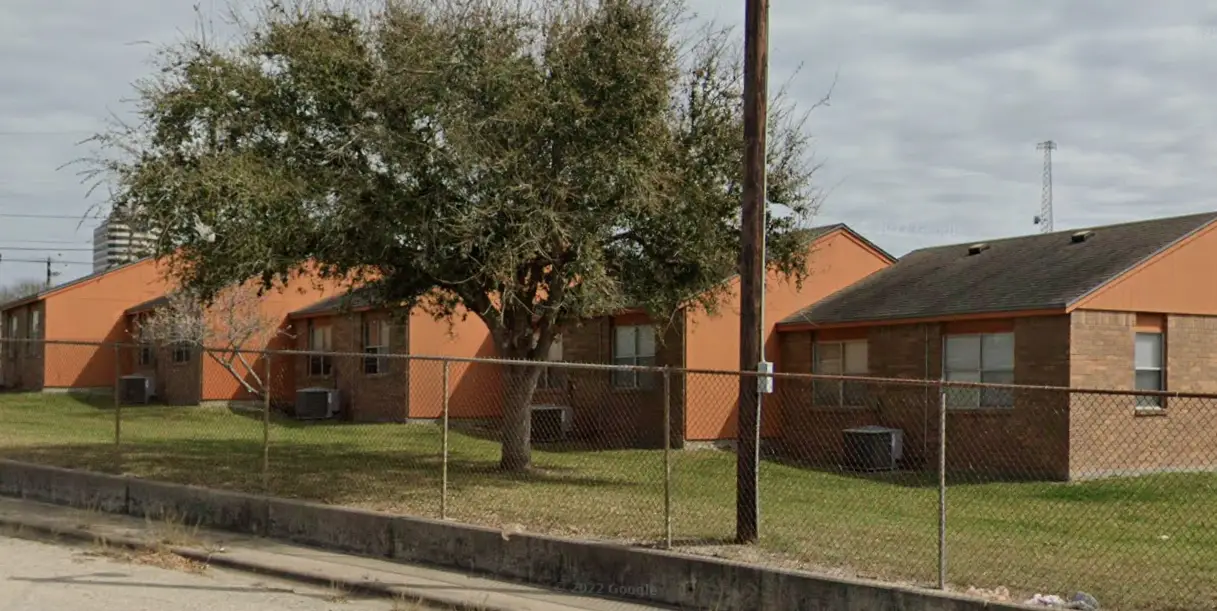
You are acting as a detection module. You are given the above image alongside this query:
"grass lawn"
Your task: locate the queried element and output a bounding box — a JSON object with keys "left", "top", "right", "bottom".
{"left": 1, "top": 393, "right": 1215, "bottom": 610}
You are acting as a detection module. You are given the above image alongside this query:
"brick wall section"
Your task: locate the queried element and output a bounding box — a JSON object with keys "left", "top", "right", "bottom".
{"left": 293, "top": 312, "right": 410, "bottom": 422}
{"left": 992, "top": 315, "right": 1070, "bottom": 478}
{"left": 343, "top": 311, "right": 409, "bottom": 422}
{"left": 1164, "top": 315, "right": 1217, "bottom": 393}
{"left": 159, "top": 345, "right": 203, "bottom": 406}
{"left": 776, "top": 316, "right": 1072, "bottom": 479}
{"left": 114, "top": 317, "right": 200, "bottom": 406}
{"left": 775, "top": 329, "right": 879, "bottom": 463}
{"left": 560, "top": 315, "right": 686, "bottom": 448}
{"left": 1069, "top": 310, "right": 1217, "bottom": 478}
{"left": 122, "top": 343, "right": 159, "bottom": 400}
{"left": 868, "top": 323, "right": 941, "bottom": 468}
{"left": 1, "top": 302, "right": 45, "bottom": 391}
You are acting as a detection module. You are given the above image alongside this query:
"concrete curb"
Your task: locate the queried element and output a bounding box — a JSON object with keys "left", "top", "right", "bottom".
{"left": 0, "top": 515, "right": 501, "bottom": 611}
{"left": 0, "top": 459, "right": 1039, "bottom": 611}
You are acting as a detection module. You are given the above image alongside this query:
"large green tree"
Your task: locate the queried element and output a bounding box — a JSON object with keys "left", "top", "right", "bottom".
{"left": 88, "top": 0, "right": 823, "bottom": 471}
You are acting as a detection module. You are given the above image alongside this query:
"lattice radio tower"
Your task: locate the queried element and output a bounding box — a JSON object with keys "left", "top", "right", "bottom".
{"left": 1033, "top": 140, "right": 1056, "bottom": 233}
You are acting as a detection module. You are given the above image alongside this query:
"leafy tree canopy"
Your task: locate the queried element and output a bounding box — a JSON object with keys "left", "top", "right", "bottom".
{"left": 87, "top": 0, "right": 825, "bottom": 469}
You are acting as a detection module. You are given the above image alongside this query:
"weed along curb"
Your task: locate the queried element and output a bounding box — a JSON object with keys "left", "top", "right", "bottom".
{"left": 0, "top": 459, "right": 1039, "bottom": 611}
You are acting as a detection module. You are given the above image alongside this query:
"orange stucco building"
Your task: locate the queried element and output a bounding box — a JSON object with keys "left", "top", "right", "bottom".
{"left": 0, "top": 257, "right": 345, "bottom": 404}
{"left": 120, "top": 272, "right": 346, "bottom": 406}
{"left": 1, "top": 258, "right": 168, "bottom": 392}
{"left": 283, "top": 224, "right": 895, "bottom": 447}
{"left": 774, "top": 211, "right": 1217, "bottom": 480}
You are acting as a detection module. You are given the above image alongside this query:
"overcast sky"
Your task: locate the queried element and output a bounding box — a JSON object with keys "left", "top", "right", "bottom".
{"left": 2, "top": 1, "right": 1217, "bottom": 283}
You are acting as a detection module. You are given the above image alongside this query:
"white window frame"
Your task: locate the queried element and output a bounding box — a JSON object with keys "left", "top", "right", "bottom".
{"left": 171, "top": 342, "right": 192, "bottom": 364}
{"left": 139, "top": 345, "right": 156, "bottom": 367}
{"left": 362, "top": 317, "right": 391, "bottom": 375}
{"left": 1134, "top": 331, "right": 1164, "bottom": 409}
{"left": 135, "top": 313, "right": 156, "bottom": 366}
{"left": 812, "top": 340, "right": 869, "bottom": 407}
{"left": 307, "top": 320, "right": 333, "bottom": 377}
{"left": 6, "top": 314, "right": 17, "bottom": 359}
{"left": 612, "top": 324, "right": 657, "bottom": 389}
{"left": 138, "top": 339, "right": 156, "bottom": 366}
{"left": 943, "top": 332, "right": 1015, "bottom": 409}
{"left": 536, "top": 333, "right": 564, "bottom": 390}
{"left": 26, "top": 309, "right": 39, "bottom": 356}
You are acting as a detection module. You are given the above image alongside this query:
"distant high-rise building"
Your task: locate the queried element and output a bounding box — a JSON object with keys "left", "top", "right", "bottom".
{"left": 92, "top": 215, "right": 158, "bottom": 273}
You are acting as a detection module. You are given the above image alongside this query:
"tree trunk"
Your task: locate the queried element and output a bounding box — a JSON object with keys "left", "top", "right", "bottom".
{"left": 499, "top": 360, "right": 544, "bottom": 472}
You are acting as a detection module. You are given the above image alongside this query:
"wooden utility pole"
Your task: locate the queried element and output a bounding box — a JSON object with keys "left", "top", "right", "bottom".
{"left": 736, "top": 0, "right": 768, "bottom": 545}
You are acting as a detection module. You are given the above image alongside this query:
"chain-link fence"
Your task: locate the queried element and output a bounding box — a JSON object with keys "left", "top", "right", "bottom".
{"left": 2, "top": 338, "right": 1216, "bottom": 609}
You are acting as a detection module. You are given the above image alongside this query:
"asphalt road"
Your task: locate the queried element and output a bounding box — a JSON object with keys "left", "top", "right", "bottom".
{"left": 0, "top": 535, "right": 430, "bottom": 611}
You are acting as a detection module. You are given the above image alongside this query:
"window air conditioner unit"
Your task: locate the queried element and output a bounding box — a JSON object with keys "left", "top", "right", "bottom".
{"left": 530, "top": 404, "right": 572, "bottom": 443}
{"left": 842, "top": 426, "right": 904, "bottom": 471}
{"left": 295, "top": 388, "right": 340, "bottom": 420}
{"left": 119, "top": 375, "right": 155, "bottom": 405}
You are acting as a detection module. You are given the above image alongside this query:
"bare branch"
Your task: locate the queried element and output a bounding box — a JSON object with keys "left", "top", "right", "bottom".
{"left": 136, "top": 282, "right": 282, "bottom": 398}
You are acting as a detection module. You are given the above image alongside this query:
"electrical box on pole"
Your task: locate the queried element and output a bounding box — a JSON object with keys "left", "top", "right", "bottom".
{"left": 757, "top": 361, "right": 774, "bottom": 394}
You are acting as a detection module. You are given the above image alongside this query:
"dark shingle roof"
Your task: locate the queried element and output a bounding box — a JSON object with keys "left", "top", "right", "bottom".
{"left": 779, "top": 211, "right": 1217, "bottom": 326}
{"left": 125, "top": 295, "right": 170, "bottom": 315}
{"left": 289, "top": 288, "right": 383, "bottom": 318}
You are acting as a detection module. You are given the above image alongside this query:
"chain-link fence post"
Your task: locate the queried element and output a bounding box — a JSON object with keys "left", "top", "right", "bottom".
{"left": 112, "top": 343, "right": 123, "bottom": 473}
{"left": 937, "top": 384, "right": 948, "bottom": 590}
{"left": 440, "top": 359, "right": 450, "bottom": 520}
{"left": 663, "top": 366, "right": 673, "bottom": 549}
{"left": 112, "top": 343, "right": 122, "bottom": 440}
{"left": 262, "top": 351, "right": 272, "bottom": 494}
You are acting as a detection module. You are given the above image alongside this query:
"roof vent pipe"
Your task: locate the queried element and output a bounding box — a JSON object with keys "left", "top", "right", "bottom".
{"left": 1071, "top": 230, "right": 1095, "bottom": 243}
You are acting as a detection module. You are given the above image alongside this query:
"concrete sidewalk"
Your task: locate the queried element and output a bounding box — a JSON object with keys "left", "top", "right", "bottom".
{"left": 0, "top": 496, "right": 677, "bottom": 611}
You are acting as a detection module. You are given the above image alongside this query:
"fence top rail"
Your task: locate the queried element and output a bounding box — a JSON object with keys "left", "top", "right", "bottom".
{"left": 12, "top": 337, "right": 1217, "bottom": 399}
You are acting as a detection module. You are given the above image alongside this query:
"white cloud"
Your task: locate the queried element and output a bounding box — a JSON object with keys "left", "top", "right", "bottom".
{"left": 3, "top": 0, "right": 1217, "bottom": 281}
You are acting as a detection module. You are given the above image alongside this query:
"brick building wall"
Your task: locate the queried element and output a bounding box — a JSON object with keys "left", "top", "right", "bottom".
{"left": 1, "top": 302, "right": 46, "bottom": 391}
{"left": 559, "top": 314, "right": 686, "bottom": 449}
{"left": 293, "top": 311, "right": 410, "bottom": 422}
{"left": 116, "top": 315, "right": 201, "bottom": 406}
{"left": 159, "top": 345, "right": 203, "bottom": 405}
{"left": 776, "top": 315, "right": 1072, "bottom": 479}
{"left": 775, "top": 329, "right": 882, "bottom": 464}
{"left": 1069, "top": 310, "right": 1217, "bottom": 478}
{"left": 868, "top": 322, "right": 941, "bottom": 468}
{"left": 286, "top": 307, "right": 684, "bottom": 439}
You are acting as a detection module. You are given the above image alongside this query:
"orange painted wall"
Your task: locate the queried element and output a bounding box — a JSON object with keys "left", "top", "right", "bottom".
{"left": 407, "top": 306, "right": 499, "bottom": 419}
{"left": 42, "top": 260, "right": 170, "bottom": 388}
{"left": 199, "top": 276, "right": 346, "bottom": 402}
{"left": 683, "top": 229, "right": 893, "bottom": 441}
{"left": 1074, "top": 220, "right": 1217, "bottom": 315}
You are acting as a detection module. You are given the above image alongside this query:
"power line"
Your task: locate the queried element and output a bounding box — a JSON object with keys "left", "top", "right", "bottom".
{"left": 0, "top": 247, "right": 93, "bottom": 252}
{"left": 0, "top": 257, "right": 91, "bottom": 265}
{"left": 0, "top": 130, "right": 97, "bottom": 136}
{"left": 0, "top": 213, "right": 102, "bottom": 220}
{"left": 0, "top": 239, "right": 91, "bottom": 245}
